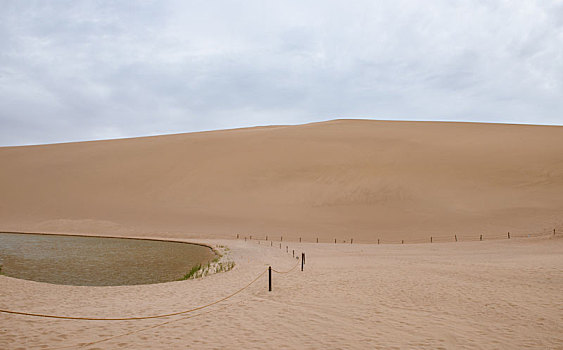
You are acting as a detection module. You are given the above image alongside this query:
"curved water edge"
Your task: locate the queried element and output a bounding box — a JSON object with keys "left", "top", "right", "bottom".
{"left": 0, "top": 232, "right": 219, "bottom": 286}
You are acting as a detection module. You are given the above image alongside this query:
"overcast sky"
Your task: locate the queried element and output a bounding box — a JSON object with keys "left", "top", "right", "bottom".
{"left": 1, "top": 1, "right": 562, "bottom": 146}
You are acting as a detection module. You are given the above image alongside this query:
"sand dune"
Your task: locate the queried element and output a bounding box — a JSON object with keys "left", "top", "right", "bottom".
{"left": 1, "top": 120, "right": 562, "bottom": 349}
{"left": 1, "top": 119, "right": 562, "bottom": 242}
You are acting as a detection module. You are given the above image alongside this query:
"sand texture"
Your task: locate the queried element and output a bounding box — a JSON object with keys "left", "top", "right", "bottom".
{"left": 1, "top": 237, "right": 562, "bottom": 349}
{"left": 1, "top": 120, "right": 562, "bottom": 242}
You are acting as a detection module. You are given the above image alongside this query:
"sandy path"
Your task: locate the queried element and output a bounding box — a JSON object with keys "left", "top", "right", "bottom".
{"left": 1, "top": 236, "right": 561, "bottom": 349}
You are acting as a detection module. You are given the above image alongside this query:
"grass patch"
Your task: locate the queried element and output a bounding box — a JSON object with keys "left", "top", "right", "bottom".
{"left": 181, "top": 263, "right": 202, "bottom": 280}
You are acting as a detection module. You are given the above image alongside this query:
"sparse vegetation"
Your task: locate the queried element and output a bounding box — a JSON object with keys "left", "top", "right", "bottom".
{"left": 216, "top": 261, "right": 235, "bottom": 273}
{"left": 182, "top": 263, "right": 202, "bottom": 280}
{"left": 180, "top": 245, "right": 235, "bottom": 280}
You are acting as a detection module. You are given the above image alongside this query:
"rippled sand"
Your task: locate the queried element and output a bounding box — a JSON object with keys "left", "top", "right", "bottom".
{"left": 1, "top": 236, "right": 561, "bottom": 349}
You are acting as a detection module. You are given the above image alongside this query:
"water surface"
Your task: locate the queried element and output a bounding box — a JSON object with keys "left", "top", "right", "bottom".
{"left": 0, "top": 232, "right": 214, "bottom": 286}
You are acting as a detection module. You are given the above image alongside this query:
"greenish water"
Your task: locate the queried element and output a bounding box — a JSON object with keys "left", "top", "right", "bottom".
{"left": 0, "top": 232, "right": 215, "bottom": 286}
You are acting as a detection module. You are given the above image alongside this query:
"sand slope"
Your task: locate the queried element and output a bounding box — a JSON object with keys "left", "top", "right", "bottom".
{"left": 1, "top": 120, "right": 562, "bottom": 242}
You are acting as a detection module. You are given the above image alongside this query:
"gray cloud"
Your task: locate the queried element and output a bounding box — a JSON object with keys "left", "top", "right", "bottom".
{"left": 1, "top": 0, "right": 562, "bottom": 146}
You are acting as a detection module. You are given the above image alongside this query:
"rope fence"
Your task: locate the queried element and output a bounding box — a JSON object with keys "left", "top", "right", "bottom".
{"left": 0, "top": 259, "right": 302, "bottom": 321}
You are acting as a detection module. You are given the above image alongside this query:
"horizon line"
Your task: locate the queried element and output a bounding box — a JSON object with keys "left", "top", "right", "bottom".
{"left": 2, "top": 117, "right": 562, "bottom": 148}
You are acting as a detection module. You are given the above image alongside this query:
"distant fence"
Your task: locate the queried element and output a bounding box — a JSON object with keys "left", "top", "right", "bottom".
{"left": 238, "top": 227, "right": 560, "bottom": 245}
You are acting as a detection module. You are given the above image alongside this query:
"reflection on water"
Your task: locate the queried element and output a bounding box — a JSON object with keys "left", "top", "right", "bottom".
{"left": 0, "top": 232, "right": 215, "bottom": 286}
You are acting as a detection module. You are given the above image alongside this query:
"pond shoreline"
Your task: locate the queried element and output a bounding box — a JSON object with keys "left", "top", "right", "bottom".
{"left": 0, "top": 230, "right": 217, "bottom": 252}
{"left": 0, "top": 231, "right": 217, "bottom": 286}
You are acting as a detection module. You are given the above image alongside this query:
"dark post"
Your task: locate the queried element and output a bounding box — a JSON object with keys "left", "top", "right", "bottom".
{"left": 301, "top": 253, "right": 305, "bottom": 271}
{"left": 286, "top": 246, "right": 288, "bottom": 253}
{"left": 378, "top": 239, "right": 380, "bottom": 245}
{"left": 351, "top": 238, "right": 353, "bottom": 244}
{"left": 266, "top": 235, "right": 268, "bottom": 241}
{"left": 455, "top": 234, "right": 457, "bottom": 242}
{"left": 316, "top": 238, "right": 319, "bottom": 243}
{"left": 299, "top": 237, "right": 302, "bottom": 242}
{"left": 480, "top": 234, "right": 483, "bottom": 241}
{"left": 334, "top": 238, "right": 336, "bottom": 244}
{"left": 281, "top": 236, "right": 283, "bottom": 242}
{"left": 250, "top": 235, "right": 252, "bottom": 240}
{"left": 554, "top": 229, "right": 556, "bottom": 236}
{"left": 292, "top": 249, "right": 295, "bottom": 257}
{"left": 268, "top": 266, "right": 272, "bottom": 292}
{"left": 401, "top": 240, "right": 404, "bottom": 244}
{"left": 237, "top": 234, "right": 239, "bottom": 239}
{"left": 271, "top": 241, "right": 273, "bottom": 246}
{"left": 508, "top": 232, "right": 510, "bottom": 239}
{"left": 430, "top": 236, "right": 433, "bottom": 243}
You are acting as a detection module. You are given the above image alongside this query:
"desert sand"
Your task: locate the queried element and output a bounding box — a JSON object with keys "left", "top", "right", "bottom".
{"left": 1, "top": 237, "right": 562, "bottom": 349}
{"left": 1, "top": 120, "right": 562, "bottom": 349}
{"left": 1, "top": 120, "right": 562, "bottom": 242}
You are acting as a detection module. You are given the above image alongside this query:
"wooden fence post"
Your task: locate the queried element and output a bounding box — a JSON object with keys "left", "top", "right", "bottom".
{"left": 351, "top": 238, "right": 353, "bottom": 244}
{"left": 455, "top": 234, "right": 457, "bottom": 242}
{"left": 378, "top": 239, "right": 380, "bottom": 245}
{"left": 480, "top": 234, "right": 483, "bottom": 241}
{"left": 301, "top": 253, "right": 305, "bottom": 271}
{"left": 316, "top": 238, "right": 319, "bottom": 243}
{"left": 237, "top": 234, "right": 239, "bottom": 239}
{"left": 431, "top": 236, "right": 433, "bottom": 243}
{"left": 508, "top": 232, "right": 510, "bottom": 239}
{"left": 268, "top": 266, "right": 272, "bottom": 292}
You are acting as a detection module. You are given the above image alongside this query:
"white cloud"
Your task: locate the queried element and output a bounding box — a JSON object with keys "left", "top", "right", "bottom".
{"left": 1, "top": 0, "right": 562, "bottom": 145}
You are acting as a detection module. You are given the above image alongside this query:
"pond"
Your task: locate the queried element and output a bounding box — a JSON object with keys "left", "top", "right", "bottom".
{"left": 0, "top": 232, "right": 215, "bottom": 286}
